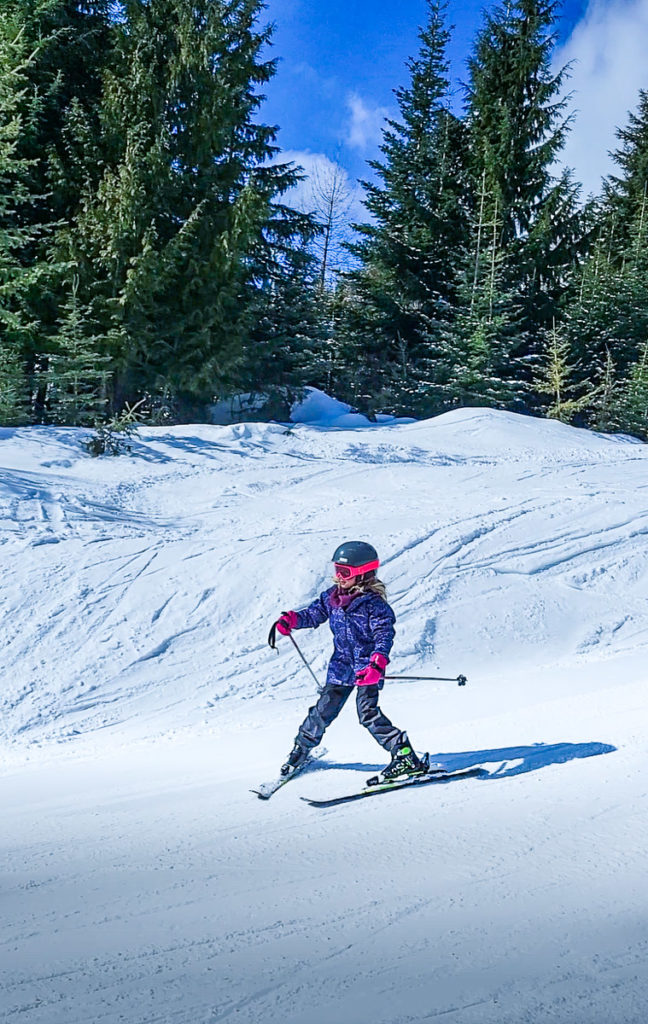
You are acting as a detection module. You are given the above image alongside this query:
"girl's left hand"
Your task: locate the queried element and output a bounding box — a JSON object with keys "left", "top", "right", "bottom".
{"left": 355, "top": 652, "right": 388, "bottom": 686}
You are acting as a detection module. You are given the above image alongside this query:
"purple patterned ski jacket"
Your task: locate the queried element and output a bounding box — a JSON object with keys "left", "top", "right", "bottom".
{"left": 295, "top": 586, "right": 396, "bottom": 687}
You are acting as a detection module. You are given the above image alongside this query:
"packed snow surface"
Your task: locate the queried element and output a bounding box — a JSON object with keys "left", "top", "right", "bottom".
{"left": 1, "top": 405, "right": 648, "bottom": 1023}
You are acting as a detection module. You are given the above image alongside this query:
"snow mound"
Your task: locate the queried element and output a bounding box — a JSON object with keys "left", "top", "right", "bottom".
{"left": 290, "top": 386, "right": 414, "bottom": 427}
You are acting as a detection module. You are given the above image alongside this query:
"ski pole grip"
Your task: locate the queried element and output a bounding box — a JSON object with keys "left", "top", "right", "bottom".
{"left": 268, "top": 622, "right": 278, "bottom": 649}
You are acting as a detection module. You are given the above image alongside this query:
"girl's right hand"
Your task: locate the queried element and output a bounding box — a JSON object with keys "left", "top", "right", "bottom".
{"left": 276, "top": 610, "right": 298, "bottom": 636}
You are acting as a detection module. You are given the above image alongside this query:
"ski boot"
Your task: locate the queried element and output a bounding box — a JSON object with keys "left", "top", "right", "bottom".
{"left": 379, "top": 735, "right": 428, "bottom": 783}
{"left": 280, "top": 742, "right": 309, "bottom": 777}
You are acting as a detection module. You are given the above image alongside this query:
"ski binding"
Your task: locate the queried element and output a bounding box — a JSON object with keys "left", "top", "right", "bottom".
{"left": 251, "top": 747, "right": 328, "bottom": 800}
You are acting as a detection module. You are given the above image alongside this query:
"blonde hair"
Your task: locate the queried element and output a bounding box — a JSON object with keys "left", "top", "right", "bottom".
{"left": 336, "top": 575, "right": 387, "bottom": 601}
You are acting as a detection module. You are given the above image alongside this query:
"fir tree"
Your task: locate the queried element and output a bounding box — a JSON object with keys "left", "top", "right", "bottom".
{"left": 565, "top": 243, "right": 639, "bottom": 381}
{"left": 0, "top": 340, "right": 26, "bottom": 423}
{"left": 445, "top": 170, "right": 525, "bottom": 410}
{"left": 0, "top": 1, "right": 54, "bottom": 422}
{"left": 3, "top": 0, "right": 113, "bottom": 410}
{"left": 621, "top": 341, "right": 648, "bottom": 440}
{"left": 465, "top": 0, "right": 584, "bottom": 359}
{"left": 448, "top": 238, "right": 520, "bottom": 409}
{"left": 70, "top": 0, "right": 314, "bottom": 415}
{"left": 565, "top": 91, "right": 648, "bottom": 435}
{"left": 346, "top": 0, "right": 470, "bottom": 416}
{"left": 560, "top": 213, "right": 648, "bottom": 430}
{"left": 603, "top": 89, "right": 648, "bottom": 258}
{"left": 43, "top": 274, "right": 110, "bottom": 425}
{"left": 589, "top": 348, "right": 621, "bottom": 435}
{"left": 241, "top": 238, "right": 324, "bottom": 414}
{"left": 535, "top": 318, "right": 595, "bottom": 423}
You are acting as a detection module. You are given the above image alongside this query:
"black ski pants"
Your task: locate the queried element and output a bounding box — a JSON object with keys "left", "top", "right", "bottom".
{"left": 296, "top": 684, "right": 402, "bottom": 753}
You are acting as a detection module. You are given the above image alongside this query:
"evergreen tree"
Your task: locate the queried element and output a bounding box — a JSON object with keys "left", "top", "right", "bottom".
{"left": 603, "top": 89, "right": 648, "bottom": 258}
{"left": 563, "top": 238, "right": 648, "bottom": 388}
{"left": 240, "top": 239, "right": 325, "bottom": 414}
{"left": 447, "top": 240, "right": 520, "bottom": 409}
{"left": 0, "top": 1, "right": 52, "bottom": 422}
{"left": 0, "top": 343, "right": 26, "bottom": 423}
{"left": 346, "top": 0, "right": 470, "bottom": 416}
{"left": 1, "top": 7, "right": 28, "bottom": 421}
{"left": 589, "top": 348, "right": 621, "bottom": 434}
{"left": 69, "top": 0, "right": 314, "bottom": 415}
{"left": 2, "top": 0, "right": 113, "bottom": 409}
{"left": 566, "top": 91, "right": 648, "bottom": 436}
{"left": 465, "top": 0, "right": 584, "bottom": 359}
{"left": 0, "top": 0, "right": 113, "bottom": 423}
{"left": 43, "top": 274, "right": 110, "bottom": 425}
{"left": 620, "top": 340, "right": 648, "bottom": 440}
{"left": 535, "top": 318, "right": 595, "bottom": 423}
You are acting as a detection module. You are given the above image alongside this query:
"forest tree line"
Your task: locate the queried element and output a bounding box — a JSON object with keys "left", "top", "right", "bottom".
{"left": 1, "top": 0, "right": 647, "bottom": 437}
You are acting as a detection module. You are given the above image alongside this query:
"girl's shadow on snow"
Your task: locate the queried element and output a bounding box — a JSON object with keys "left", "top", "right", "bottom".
{"left": 318, "top": 741, "right": 616, "bottom": 779}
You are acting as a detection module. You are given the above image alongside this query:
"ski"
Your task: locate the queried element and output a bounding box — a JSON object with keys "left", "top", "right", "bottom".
{"left": 300, "top": 766, "right": 486, "bottom": 807}
{"left": 251, "top": 747, "right": 328, "bottom": 800}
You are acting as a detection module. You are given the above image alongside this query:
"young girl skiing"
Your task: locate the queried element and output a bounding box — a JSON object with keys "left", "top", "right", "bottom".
{"left": 270, "top": 541, "right": 424, "bottom": 780}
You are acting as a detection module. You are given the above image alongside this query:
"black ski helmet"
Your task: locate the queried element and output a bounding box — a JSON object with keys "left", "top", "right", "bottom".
{"left": 332, "top": 540, "right": 380, "bottom": 580}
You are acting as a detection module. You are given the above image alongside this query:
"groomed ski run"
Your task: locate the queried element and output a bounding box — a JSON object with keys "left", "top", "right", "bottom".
{"left": 2, "top": 403, "right": 648, "bottom": 1024}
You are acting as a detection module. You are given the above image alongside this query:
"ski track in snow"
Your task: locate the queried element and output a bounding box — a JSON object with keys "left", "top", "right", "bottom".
{"left": 2, "top": 412, "right": 648, "bottom": 744}
{"left": 1, "top": 408, "right": 648, "bottom": 1023}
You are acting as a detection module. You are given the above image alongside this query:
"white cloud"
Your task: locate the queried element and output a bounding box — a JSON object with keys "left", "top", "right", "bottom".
{"left": 554, "top": 0, "right": 648, "bottom": 198}
{"left": 345, "top": 92, "right": 390, "bottom": 153}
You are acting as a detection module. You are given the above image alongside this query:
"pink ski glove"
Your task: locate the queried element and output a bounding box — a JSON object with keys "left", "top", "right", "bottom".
{"left": 276, "top": 610, "right": 298, "bottom": 636}
{"left": 355, "top": 652, "right": 388, "bottom": 686}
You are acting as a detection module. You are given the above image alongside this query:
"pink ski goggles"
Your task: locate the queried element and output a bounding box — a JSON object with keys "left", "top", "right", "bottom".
{"left": 333, "top": 559, "right": 380, "bottom": 580}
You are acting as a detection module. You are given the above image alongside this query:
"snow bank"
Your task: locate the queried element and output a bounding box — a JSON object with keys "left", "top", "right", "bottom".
{"left": 290, "top": 385, "right": 415, "bottom": 427}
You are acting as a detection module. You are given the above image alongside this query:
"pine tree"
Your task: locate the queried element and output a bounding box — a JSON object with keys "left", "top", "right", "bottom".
{"left": 43, "top": 274, "right": 110, "bottom": 425}
{"left": 589, "top": 348, "right": 621, "bottom": 434}
{"left": 6, "top": 0, "right": 111, "bottom": 360}
{"left": 448, "top": 240, "right": 520, "bottom": 409}
{"left": 620, "top": 341, "right": 648, "bottom": 440}
{"left": 535, "top": 318, "right": 595, "bottom": 423}
{"left": 603, "top": 89, "right": 648, "bottom": 258}
{"left": 345, "top": 0, "right": 470, "bottom": 416}
{"left": 445, "top": 170, "right": 525, "bottom": 409}
{"left": 240, "top": 239, "right": 324, "bottom": 414}
{"left": 69, "top": 0, "right": 314, "bottom": 416}
{"left": 0, "top": 1, "right": 51, "bottom": 423}
{"left": 465, "top": 0, "right": 584, "bottom": 365}
{"left": 563, "top": 239, "right": 646, "bottom": 386}
{"left": 0, "top": 339, "right": 26, "bottom": 424}
{"left": 566, "top": 91, "right": 648, "bottom": 436}
{"left": 0, "top": 2, "right": 111, "bottom": 419}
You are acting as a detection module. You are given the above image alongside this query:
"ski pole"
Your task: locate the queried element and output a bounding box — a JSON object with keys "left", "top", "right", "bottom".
{"left": 385, "top": 674, "right": 467, "bottom": 686}
{"left": 268, "top": 621, "right": 324, "bottom": 693}
{"left": 287, "top": 633, "right": 324, "bottom": 691}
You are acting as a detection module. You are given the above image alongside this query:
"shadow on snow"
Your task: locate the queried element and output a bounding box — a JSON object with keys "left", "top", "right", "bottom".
{"left": 318, "top": 741, "right": 617, "bottom": 779}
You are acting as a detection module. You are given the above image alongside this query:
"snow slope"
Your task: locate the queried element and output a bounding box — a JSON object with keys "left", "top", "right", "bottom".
{"left": 1, "top": 407, "right": 648, "bottom": 1023}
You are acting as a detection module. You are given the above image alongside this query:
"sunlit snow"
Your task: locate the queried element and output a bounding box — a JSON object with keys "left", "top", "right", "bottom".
{"left": 1, "top": 399, "right": 647, "bottom": 1023}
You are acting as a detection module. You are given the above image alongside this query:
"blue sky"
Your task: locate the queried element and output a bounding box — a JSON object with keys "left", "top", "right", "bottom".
{"left": 262, "top": 1, "right": 586, "bottom": 182}
{"left": 259, "top": 0, "right": 648, "bottom": 205}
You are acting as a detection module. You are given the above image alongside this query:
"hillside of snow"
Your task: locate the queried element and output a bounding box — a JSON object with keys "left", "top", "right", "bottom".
{"left": 2, "top": 406, "right": 648, "bottom": 1024}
